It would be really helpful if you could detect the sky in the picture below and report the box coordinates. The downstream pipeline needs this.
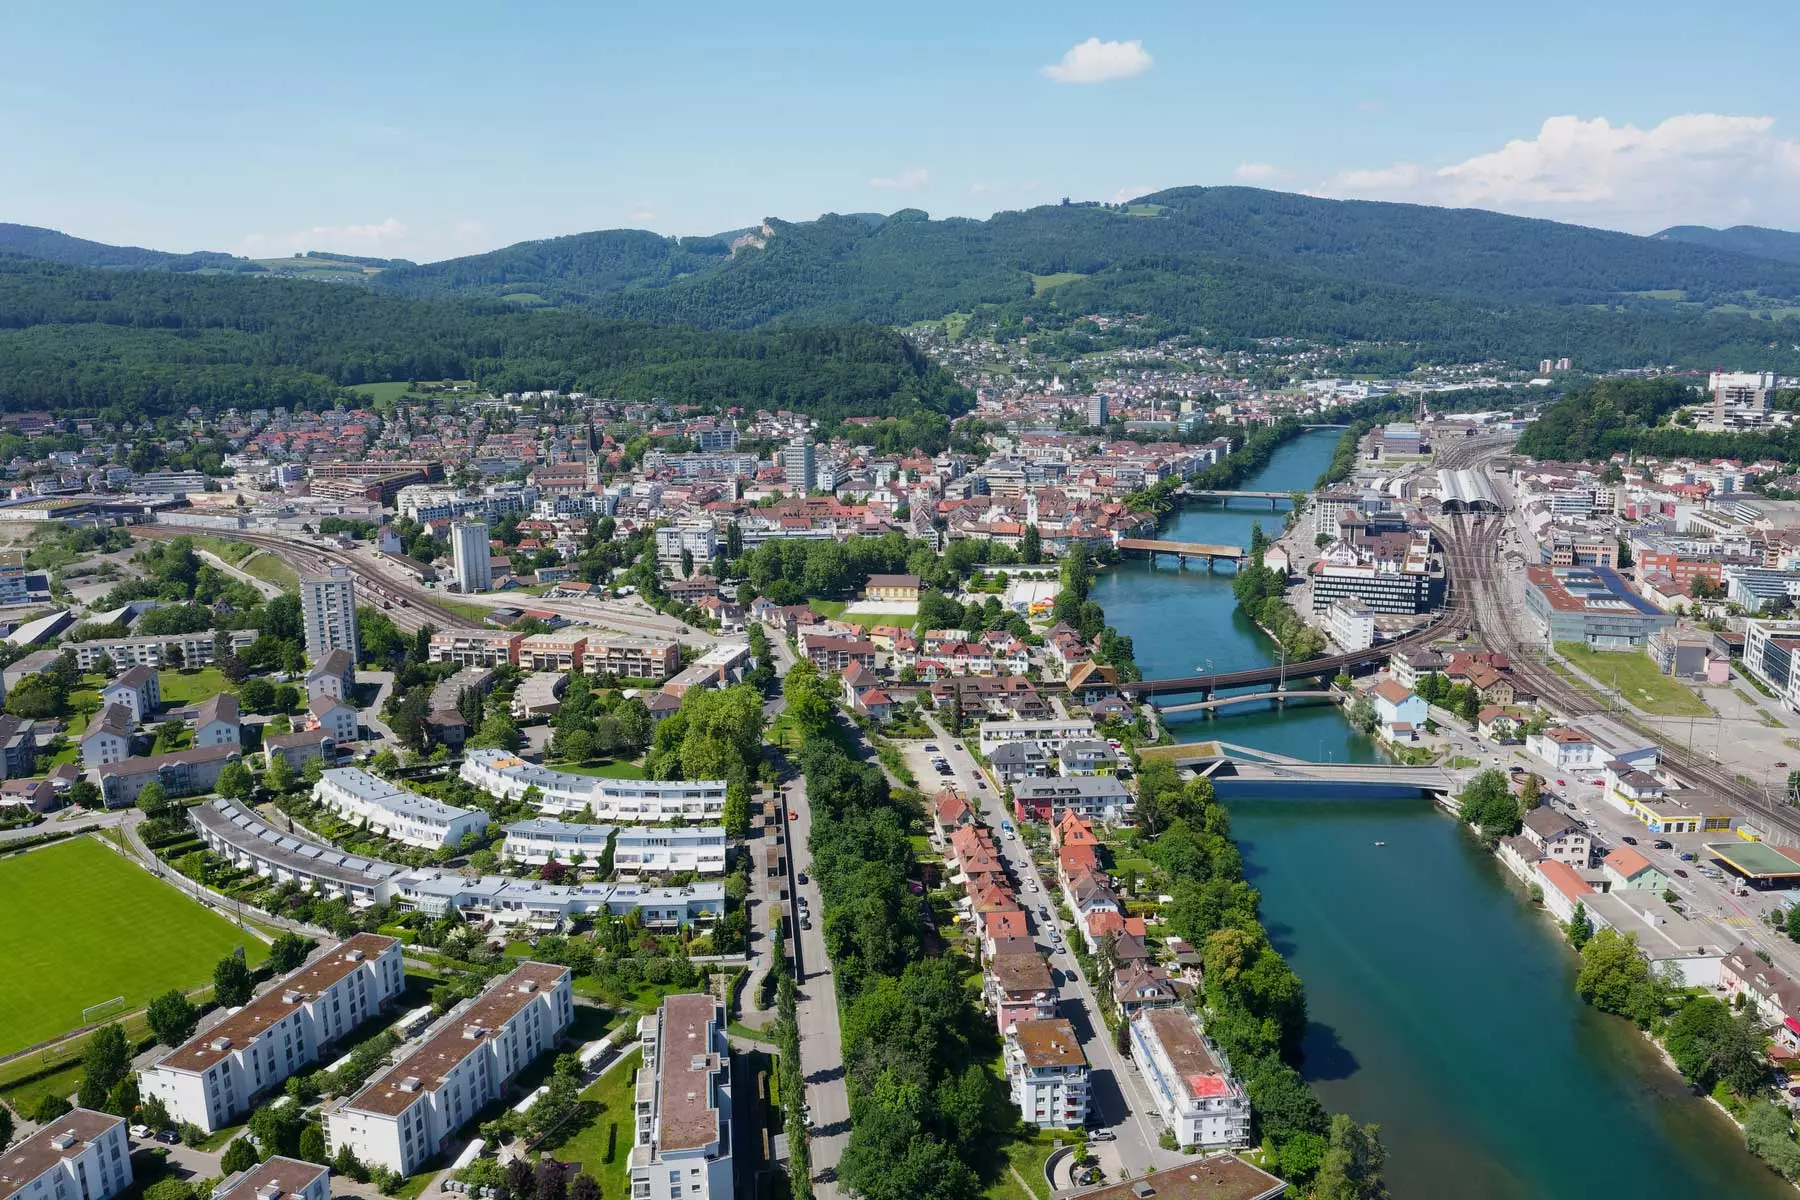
[6,0,1800,263]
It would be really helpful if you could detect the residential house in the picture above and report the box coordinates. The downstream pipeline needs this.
[306,649,356,703]
[1369,679,1427,743]
[103,665,161,723]
[1722,944,1800,1027]
[1535,859,1597,923]
[987,952,1057,1032]
[1003,1018,1088,1130]
[1129,1005,1251,1150]
[81,704,136,768]
[1521,808,1591,867]
[1602,847,1669,892]
[1112,962,1180,1019]
[0,1110,132,1200]
[193,693,241,748]
[1528,726,1602,772]
[263,729,337,771]
[304,697,360,745]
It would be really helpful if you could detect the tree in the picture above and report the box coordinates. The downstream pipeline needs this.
[1744,1102,1800,1181]
[298,1122,327,1164]
[213,954,254,1007]
[1457,770,1521,839]
[1575,928,1663,1025]
[568,1176,602,1200]
[216,760,254,802]
[5,673,69,719]
[1346,694,1377,734]
[0,1102,11,1150]
[265,751,296,795]
[1666,996,1768,1095]
[147,989,199,1046]
[221,1138,259,1174]
[136,781,171,817]
[32,1095,71,1122]
[268,932,314,974]
[139,1094,172,1131]
[77,1023,131,1110]
[1021,524,1042,564]
[1565,902,1593,950]
[1313,1114,1390,1200]
[69,780,102,809]
[1787,904,1800,942]
[143,1181,196,1200]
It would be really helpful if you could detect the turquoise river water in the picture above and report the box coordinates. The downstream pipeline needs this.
[1090,428,1787,1199]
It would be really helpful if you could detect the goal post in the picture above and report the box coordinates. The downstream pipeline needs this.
[82,995,127,1025]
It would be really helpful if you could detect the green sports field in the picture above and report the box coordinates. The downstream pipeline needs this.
[0,837,268,1057]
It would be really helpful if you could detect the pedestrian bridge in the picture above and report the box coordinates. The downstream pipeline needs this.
[1155,689,1337,715]
[1114,538,1245,567]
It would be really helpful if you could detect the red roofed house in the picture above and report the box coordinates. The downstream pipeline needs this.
[1601,846,1668,892]
[1535,859,1596,923]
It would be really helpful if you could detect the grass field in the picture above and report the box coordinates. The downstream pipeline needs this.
[0,837,267,1057]
[346,382,416,404]
[434,598,496,624]
[1030,272,1087,295]
[158,667,233,707]
[539,1048,642,1199]
[1554,643,1711,718]
[808,598,919,631]
[555,760,649,779]
[186,534,255,565]
[242,551,299,592]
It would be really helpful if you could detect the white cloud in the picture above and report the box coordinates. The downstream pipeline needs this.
[239,217,408,257]
[869,167,929,190]
[1320,113,1800,232]
[629,208,656,223]
[1041,38,1152,85]
[971,182,997,194]
[1233,162,1285,182]
[1111,185,1158,204]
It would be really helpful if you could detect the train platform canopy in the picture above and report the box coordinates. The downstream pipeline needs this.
[1437,468,1501,513]
[1706,840,1800,880]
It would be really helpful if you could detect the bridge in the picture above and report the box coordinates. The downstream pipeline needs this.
[1180,489,1295,508]
[1138,740,1464,798]
[1114,538,1245,569]
[1154,689,1337,715]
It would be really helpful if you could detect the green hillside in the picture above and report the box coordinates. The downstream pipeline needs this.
[1651,224,1800,267]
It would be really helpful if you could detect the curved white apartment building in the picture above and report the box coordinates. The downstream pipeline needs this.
[461,748,726,820]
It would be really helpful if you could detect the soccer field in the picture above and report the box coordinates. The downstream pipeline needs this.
[0,836,268,1058]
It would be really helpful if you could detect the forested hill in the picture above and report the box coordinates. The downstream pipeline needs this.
[367,187,1800,318]
[0,258,969,421]
[1651,224,1800,266]
[0,223,243,272]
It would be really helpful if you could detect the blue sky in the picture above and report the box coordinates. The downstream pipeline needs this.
[6,0,1799,262]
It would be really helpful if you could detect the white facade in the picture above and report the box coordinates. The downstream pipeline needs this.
[69,629,257,672]
[613,826,729,878]
[313,768,489,849]
[1003,1019,1089,1130]
[301,568,360,661]
[654,520,718,567]
[502,818,617,867]
[140,936,403,1133]
[461,748,727,820]
[1326,598,1376,652]
[782,436,815,493]
[325,963,573,1175]
[1527,728,1601,771]
[1129,1006,1250,1151]
[395,873,725,928]
[977,718,1098,755]
[630,994,734,1200]
[451,521,492,593]
[0,1110,131,1200]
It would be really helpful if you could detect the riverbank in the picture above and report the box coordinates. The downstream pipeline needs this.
[1094,427,1791,1199]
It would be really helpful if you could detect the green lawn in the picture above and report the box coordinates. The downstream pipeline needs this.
[554,760,648,780]
[807,598,919,631]
[980,1129,1067,1200]
[346,382,416,404]
[158,667,233,707]
[187,535,256,565]
[1030,272,1087,295]
[435,598,496,625]
[1554,643,1711,718]
[539,1048,642,1199]
[0,836,268,1056]
[242,552,299,592]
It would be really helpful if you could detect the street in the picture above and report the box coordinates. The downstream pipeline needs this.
[909,712,1188,1180]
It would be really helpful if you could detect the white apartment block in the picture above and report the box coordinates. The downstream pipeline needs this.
[450,521,492,593]
[1003,1018,1088,1130]
[0,1110,131,1200]
[314,769,489,849]
[301,567,360,661]
[582,636,682,680]
[1129,1006,1251,1151]
[68,629,257,672]
[461,748,727,820]
[212,1158,329,1200]
[977,719,1098,756]
[140,935,403,1133]
[630,994,733,1200]
[394,874,725,929]
[1325,597,1376,652]
[613,826,729,879]
[502,818,618,867]
[324,962,573,1175]
[655,520,719,566]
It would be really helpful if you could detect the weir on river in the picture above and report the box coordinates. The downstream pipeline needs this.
[1092,428,1785,1200]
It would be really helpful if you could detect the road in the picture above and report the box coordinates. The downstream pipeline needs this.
[912,712,1186,1180]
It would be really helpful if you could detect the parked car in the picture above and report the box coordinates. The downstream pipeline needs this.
[129,1125,149,1140]
[925,744,939,752]
[788,810,799,821]
[1621,836,1637,845]
[1679,852,1695,861]
[1674,868,1689,878]
[155,1131,180,1146]
[797,872,808,885]
[1653,840,1672,850]
[1089,1129,1117,1142]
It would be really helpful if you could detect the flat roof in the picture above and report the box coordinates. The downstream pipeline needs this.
[653,993,726,1155]
[0,1110,123,1200]
[1706,841,1800,879]
[347,961,569,1116]
[194,798,402,889]
[318,768,482,826]
[156,935,398,1074]
[1059,1155,1285,1200]
[1010,1018,1085,1069]
[1143,1006,1233,1102]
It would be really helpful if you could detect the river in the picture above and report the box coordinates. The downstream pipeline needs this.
[1091,428,1787,1199]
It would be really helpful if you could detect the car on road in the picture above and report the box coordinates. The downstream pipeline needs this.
[1679,852,1695,861]
[1088,1129,1116,1142]
[954,743,964,751]
[129,1125,149,1139]
[155,1131,180,1145]
[797,872,808,885]
[1557,779,1567,786]
[788,810,798,821]
[925,744,939,752]
[1654,840,1672,850]
[1674,868,1689,877]
[1621,836,1637,845]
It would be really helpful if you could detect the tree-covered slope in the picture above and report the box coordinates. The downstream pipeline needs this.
[0,258,968,421]
[0,223,242,272]
[1651,224,1800,267]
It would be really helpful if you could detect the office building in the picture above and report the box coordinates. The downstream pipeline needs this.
[1129,1006,1251,1151]
[324,963,573,1175]
[782,436,815,494]
[314,769,489,850]
[1003,1018,1089,1130]
[629,994,734,1200]
[450,521,492,594]
[1084,396,1108,429]
[1711,370,1775,421]
[141,935,404,1133]
[1522,566,1674,650]
[0,1110,131,1200]
[300,567,360,662]
[1308,539,1443,616]
[1325,598,1377,652]
[1745,619,1800,712]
